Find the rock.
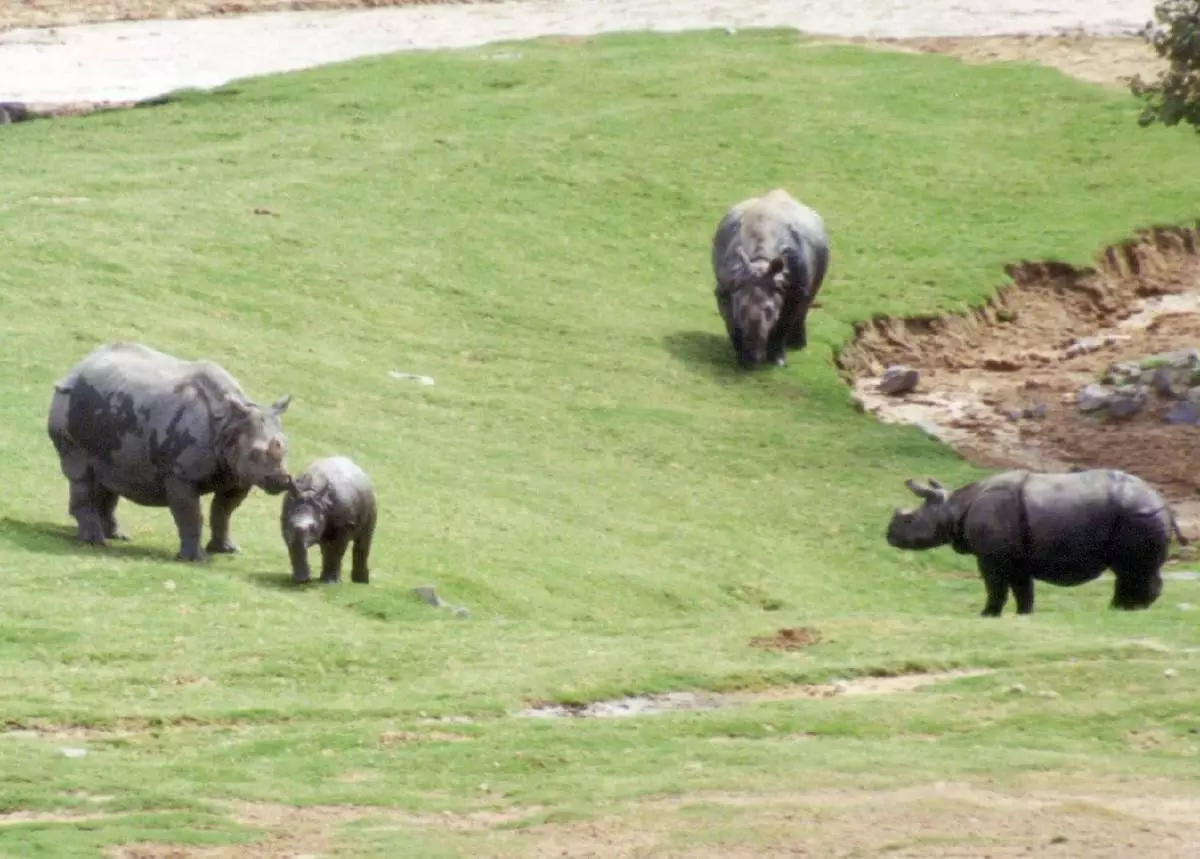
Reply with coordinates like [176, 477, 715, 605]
[1035, 689, 1061, 699]
[1003, 409, 1023, 422]
[59, 748, 87, 758]
[453, 606, 470, 619]
[1023, 404, 1048, 420]
[1007, 683, 1027, 694]
[389, 371, 435, 386]
[414, 586, 447, 608]
[878, 366, 919, 396]
[1076, 384, 1112, 412]
[1164, 401, 1200, 425]
[1103, 361, 1141, 386]
[982, 357, 1022, 372]
[1187, 386, 1200, 406]
[1107, 385, 1148, 419]
[1165, 668, 1178, 679]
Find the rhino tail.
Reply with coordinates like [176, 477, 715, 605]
[1170, 508, 1190, 547]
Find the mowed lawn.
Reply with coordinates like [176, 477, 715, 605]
[1, 29, 1199, 856]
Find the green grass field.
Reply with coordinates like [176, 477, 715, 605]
[2, 28, 1200, 857]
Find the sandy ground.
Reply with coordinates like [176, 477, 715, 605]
[0, 0, 1161, 105]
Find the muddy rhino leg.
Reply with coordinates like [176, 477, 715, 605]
[978, 557, 1011, 618]
[165, 477, 206, 562]
[68, 476, 108, 546]
[350, 518, 374, 585]
[784, 308, 809, 352]
[95, 485, 129, 541]
[319, 534, 350, 584]
[206, 486, 249, 554]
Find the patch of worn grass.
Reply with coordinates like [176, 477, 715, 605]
[1, 27, 1200, 857]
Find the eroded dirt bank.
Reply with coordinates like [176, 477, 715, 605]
[839, 225, 1200, 529]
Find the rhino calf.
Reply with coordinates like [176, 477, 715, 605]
[48, 342, 293, 562]
[711, 188, 830, 368]
[281, 456, 377, 585]
[886, 468, 1187, 617]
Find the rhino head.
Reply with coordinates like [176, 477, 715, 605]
[729, 249, 798, 367]
[224, 392, 293, 494]
[281, 481, 331, 549]
[886, 478, 954, 550]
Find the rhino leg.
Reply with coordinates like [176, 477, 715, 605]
[288, 542, 313, 584]
[784, 307, 809, 351]
[96, 486, 129, 541]
[1010, 572, 1035, 615]
[1110, 565, 1163, 610]
[68, 476, 109, 546]
[319, 534, 350, 584]
[206, 486, 249, 554]
[978, 557, 1011, 617]
[350, 516, 375, 585]
[165, 477, 206, 562]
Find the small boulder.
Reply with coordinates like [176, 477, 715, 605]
[1165, 400, 1200, 425]
[878, 366, 919, 396]
[1077, 384, 1112, 412]
[1107, 385, 1148, 419]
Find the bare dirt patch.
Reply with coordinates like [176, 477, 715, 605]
[514, 781, 1200, 858]
[517, 668, 992, 718]
[839, 224, 1200, 533]
[861, 32, 1164, 89]
[748, 626, 822, 652]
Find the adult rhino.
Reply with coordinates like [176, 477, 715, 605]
[885, 468, 1187, 617]
[47, 342, 294, 562]
[711, 188, 829, 368]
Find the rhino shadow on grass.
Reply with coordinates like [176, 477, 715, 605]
[0, 517, 175, 561]
[662, 330, 744, 378]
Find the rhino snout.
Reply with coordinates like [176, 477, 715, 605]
[258, 472, 294, 495]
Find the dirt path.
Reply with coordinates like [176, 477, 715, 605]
[0, 0, 1161, 105]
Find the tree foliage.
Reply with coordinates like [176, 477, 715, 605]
[1129, 0, 1200, 132]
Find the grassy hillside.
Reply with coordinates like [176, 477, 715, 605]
[1, 29, 1199, 856]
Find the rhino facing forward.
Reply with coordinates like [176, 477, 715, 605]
[886, 468, 1187, 617]
[47, 342, 294, 561]
[281, 455, 377, 585]
[711, 188, 829, 368]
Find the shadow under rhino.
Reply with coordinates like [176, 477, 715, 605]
[0, 517, 174, 561]
[661, 330, 745, 378]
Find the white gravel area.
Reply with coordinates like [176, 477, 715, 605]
[0, 0, 1158, 105]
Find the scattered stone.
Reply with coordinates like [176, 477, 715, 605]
[163, 580, 176, 591]
[1179, 603, 1195, 611]
[389, 371, 435, 386]
[1106, 385, 1148, 419]
[59, 748, 87, 758]
[1003, 409, 1022, 422]
[1035, 689, 1060, 699]
[1076, 384, 1112, 412]
[878, 366, 919, 396]
[982, 357, 1022, 372]
[1164, 401, 1200, 425]
[1065, 336, 1127, 359]
[414, 585, 469, 618]
[1165, 668, 1178, 679]
[1023, 403, 1048, 420]
[1007, 683, 1027, 694]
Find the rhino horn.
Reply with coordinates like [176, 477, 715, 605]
[266, 436, 285, 461]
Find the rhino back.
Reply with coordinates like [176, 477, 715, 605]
[52, 343, 247, 500]
[302, 456, 376, 528]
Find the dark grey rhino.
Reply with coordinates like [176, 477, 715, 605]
[47, 342, 293, 561]
[886, 468, 1188, 617]
[281, 456, 377, 585]
[711, 188, 830, 368]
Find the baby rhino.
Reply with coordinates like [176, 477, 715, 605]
[281, 456, 376, 585]
[886, 468, 1187, 617]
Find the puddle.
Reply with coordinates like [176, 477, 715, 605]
[517, 669, 993, 718]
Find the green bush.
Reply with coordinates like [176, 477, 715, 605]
[1130, 0, 1200, 132]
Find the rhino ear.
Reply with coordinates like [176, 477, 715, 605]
[905, 478, 941, 502]
[928, 478, 945, 491]
[224, 393, 252, 418]
[271, 394, 292, 416]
